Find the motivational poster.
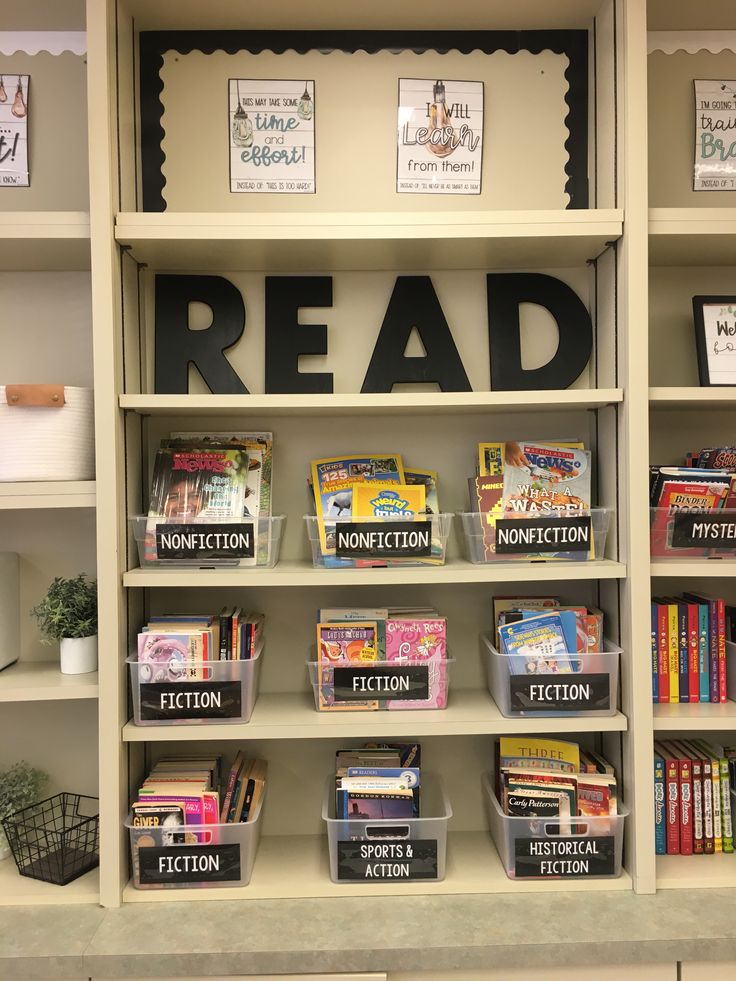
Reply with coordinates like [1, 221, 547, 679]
[0, 74, 29, 187]
[397, 78, 483, 194]
[229, 79, 315, 193]
[694, 80, 736, 191]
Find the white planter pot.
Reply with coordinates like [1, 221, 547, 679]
[60, 635, 98, 675]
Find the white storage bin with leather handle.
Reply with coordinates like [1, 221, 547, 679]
[0, 384, 95, 481]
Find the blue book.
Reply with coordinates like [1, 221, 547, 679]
[696, 601, 710, 703]
[499, 612, 573, 675]
[654, 753, 666, 855]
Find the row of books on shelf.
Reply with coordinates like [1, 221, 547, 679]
[650, 593, 733, 704]
[128, 594, 618, 724]
[126, 738, 625, 890]
[654, 740, 734, 856]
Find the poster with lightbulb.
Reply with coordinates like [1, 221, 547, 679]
[694, 80, 736, 191]
[0, 74, 29, 187]
[397, 78, 483, 195]
[228, 79, 315, 193]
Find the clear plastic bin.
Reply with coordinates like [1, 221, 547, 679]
[304, 513, 453, 568]
[127, 643, 264, 726]
[482, 773, 627, 881]
[322, 775, 451, 883]
[125, 792, 264, 890]
[130, 514, 285, 568]
[307, 656, 454, 711]
[481, 633, 620, 718]
[458, 508, 612, 563]
[650, 507, 736, 559]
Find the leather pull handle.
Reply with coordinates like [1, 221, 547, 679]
[5, 384, 66, 408]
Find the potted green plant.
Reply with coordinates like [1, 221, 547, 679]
[31, 574, 98, 675]
[0, 761, 47, 861]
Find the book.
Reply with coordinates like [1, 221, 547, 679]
[467, 475, 504, 560]
[498, 612, 574, 675]
[405, 467, 439, 514]
[310, 454, 405, 563]
[497, 736, 580, 775]
[654, 741, 680, 855]
[317, 621, 380, 711]
[654, 753, 666, 855]
[492, 596, 559, 648]
[385, 616, 447, 710]
[650, 479, 730, 558]
[351, 483, 426, 519]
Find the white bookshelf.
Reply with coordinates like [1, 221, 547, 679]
[0, 212, 91, 271]
[0, 662, 98, 702]
[0, 482, 96, 510]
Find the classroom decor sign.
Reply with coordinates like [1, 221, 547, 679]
[694, 80, 736, 191]
[0, 74, 29, 187]
[397, 78, 483, 195]
[229, 79, 315, 193]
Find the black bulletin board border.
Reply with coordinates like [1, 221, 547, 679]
[139, 29, 588, 213]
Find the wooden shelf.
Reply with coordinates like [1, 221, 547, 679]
[122, 689, 627, 742]
[122, 830, 632, 902]
[120, 390, 624, 417]
[651, 560, 736, 578]
[0, 662, 98, 702]
[114, 210, 623, 272]
[124, 558, 626, 588]
[653, 702, 736, 731]
[0, 212, 91, 271]
[650, 388, 736, 408]
[649, 208, 736, 266]
[0, 481, 96, 510]
[657, 853, 736, 890]
[0, 863, 98, 907]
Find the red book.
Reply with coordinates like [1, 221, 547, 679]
[655, 602, 670, 704]
[655, 741, 679, 854]
[675, 740, 703, 854]
[717, 597, 727, 703]
[651, 481, 729, 557]
[687, 603, 700, 703]
[684, 593, 721, 703]
[661, 740, 693, 856]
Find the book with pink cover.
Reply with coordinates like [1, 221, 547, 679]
[385, 617, 447, 710]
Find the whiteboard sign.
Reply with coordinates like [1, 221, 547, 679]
[0, 74, 29, 187]
[694, 79, 736, 191]
[693, 297, 736, 386]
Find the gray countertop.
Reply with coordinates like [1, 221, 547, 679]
[3, 890, 736, 979]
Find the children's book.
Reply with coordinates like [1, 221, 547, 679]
[310, 454, 404, 563]
[317, 622, 380, 711]
[385, 617, 447, 710]
[498, 612, 574, 674]
[405, 467, 439, 513]
[352, 483, 425, 519]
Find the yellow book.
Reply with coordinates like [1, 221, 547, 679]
[667, 603, 679, 704]
[498, 736, 580, 773]
[352, 483, 426, 519]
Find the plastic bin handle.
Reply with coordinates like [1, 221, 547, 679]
[365, 824, 410, 839]
[544, 821, 589, 836]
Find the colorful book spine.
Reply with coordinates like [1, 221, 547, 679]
[687, 602, 700, 703]
[677, 602, 689, 704]
[651, 603, 658, 704]
[654, 753, 666, 855]
[667, 603, 679, 704]
[655, 742, 679, 855]
[717, 597, 727, 703]
[656, 603, 669, 704]
[697, 602, 709, 704]
[720, 757, 734, 854]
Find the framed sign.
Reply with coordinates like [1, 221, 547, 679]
[693, 295, 736, 386]
[694, 80, 736, 192]
[0, 74, 29, 187]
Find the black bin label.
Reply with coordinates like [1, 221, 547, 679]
[155, 522, 255, 560]
[514, 836, 616, 878]
[336, 840, 438, 880]
[335, 521, 432, 559]
[332, 665, 429, 702]
[139, 681, 242, 721]
[494, 515, 592, 555]
[509, 673, 610, 712]
[671, 512, 736, 550]
[138, 844, 241, 884]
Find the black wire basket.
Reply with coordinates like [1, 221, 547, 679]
[2, 793, 99, 886]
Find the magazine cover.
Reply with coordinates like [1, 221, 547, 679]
[310, 454, 405, 563]
[352, 484, 426, 519]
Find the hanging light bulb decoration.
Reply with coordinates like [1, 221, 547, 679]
[0, 77, 6, 104]
[426, 80, 454, 158]
[231, 81, 253, 148]
[297, 83, 313, 121]
[11, 76, 26, 119]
